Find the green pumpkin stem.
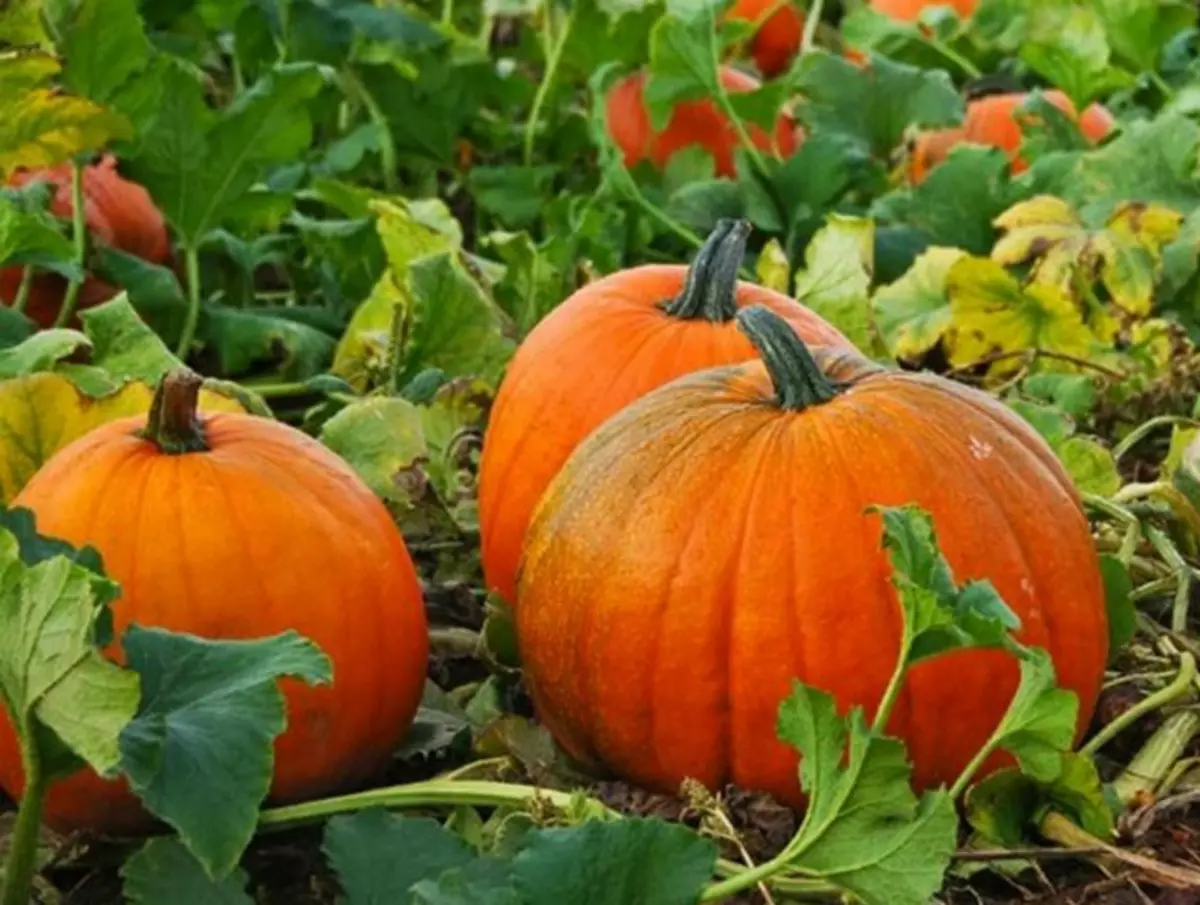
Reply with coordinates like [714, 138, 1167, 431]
[139, 368, 210, 454]
[736, 305, 840, 411]
[662, 218, 752, 322]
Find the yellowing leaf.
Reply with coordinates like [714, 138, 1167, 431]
[0, 87, 131, 177]
[945, 257, 1097, 375]
[1098, 202, 1185, 316]
[0, 373, 245, 503]
[332, 197, 461, 392]
[991, 196, 1091, 289]
[993, 196, 1080, 231]
[755, 238, 790, 293]
[873, 247, 965, 361]
[0, 0, 52, 48]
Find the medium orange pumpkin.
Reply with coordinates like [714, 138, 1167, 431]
[871, 0, 977, 21]
[478, 220, 854, 607]
[605, 67, 799, 178]
[0, 155, 170, 327]
[726, 0, 805, 78]
[0, 370, 429, 834]
[516, 305, 1108, 806]
[910, 90, 1115, 183]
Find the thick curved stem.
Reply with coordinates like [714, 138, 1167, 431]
[138, 369, 209, 454]
[735, 305, 840, 410]
[662, 219, 751, 322]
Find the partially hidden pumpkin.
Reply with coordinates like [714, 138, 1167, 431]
[909, 90, 1115, 183]
[605, 67, 799, 178]
[0, 370, 429, 834]
[516, 305, 1108, 807]
[0, 155, 171, 327]
[871, 0, 977, 21]
[726, 0, 804, 79]
[478, 220, 854, 607]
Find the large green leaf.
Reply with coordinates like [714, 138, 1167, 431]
[122, 840, 254, 905]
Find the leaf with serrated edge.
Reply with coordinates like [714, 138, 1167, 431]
[122, 839, 254, 905]
[873, 246, 964, 361]
[981, 648, 1078, 784]
[118, 627, 331, 879]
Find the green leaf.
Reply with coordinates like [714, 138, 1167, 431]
[128, 61, 325, 245]
[792, 215, 890, 362]
[1020, 373, 1095, 417]
[319, 397, 429, 507]
[0, 329, 90, 379]
[511, 819, 717, 905]
[872, 146, 1013, 255]
[1056, 435, 1121, 495]
[1098, 555, 1136, 660]
[484, 231, 569, 338]
[645, 2, 721, 132]
[469, 166, 560, 230]
[199, 307, 337, 381]
[122, 839, 254, 905]
[57, 0, 151, 105]
[400, 252, 516, 389]
[1018, 3, 1136, 109]
[876, 505, 1021, 663]
[412, 858, 521, 905]
[0, 196, 80, 280]
[77, 294, 183, 387]
[0, 506, 103, 573]
[794, 51, 963, 159]
[1096, 0, 1196, 72]
[0, 526, 138, 778]
[873, 246, 965, 362]
[775, 684, 958, 905]
[118, 626, 332, 879]
[323, 810, 475, 903]
[984, 648, 1078, 783]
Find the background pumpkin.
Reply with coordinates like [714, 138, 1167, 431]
[515, 305, 1108, 807]
[477, 220, 854, 607]
[871, 0, 977, 21]
[0, 370, 429, 834]
[0, 155, 171, 327]
[605, 67, 798, 177]
[909, 90, 1115, 182]
[726, 0, 804, 79]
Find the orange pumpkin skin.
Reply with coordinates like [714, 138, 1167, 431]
[0, 155, 170, 327]
[871, 0, 977, 21]
[910, 91, 1115, 183]
[726, 0, 805, 78]
[516, 308, 1108, 807]
[606, 67, 798, 178]
[477, 222, 854, 608]
[0, 373, 429, 835]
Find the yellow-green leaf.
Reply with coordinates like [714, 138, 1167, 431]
[756, 238, 790, 294]
[873, 247, 965, 361]
[0, 373, 245, 503]
[0, 87, 131, 177]
[945, 257, 1097, 374]
[1057, 436, 1121, 496]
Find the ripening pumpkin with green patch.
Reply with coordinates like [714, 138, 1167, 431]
[0, 370, 429, 835]
[477, 220, 854, 608]
[605, 67, 799, 178]
[515, 305, 1108, 807]
[909, 90, 1115, 183]
[726, 0, 804, 78]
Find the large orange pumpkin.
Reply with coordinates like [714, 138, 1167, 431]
[0, 370, 429, 834]
[516, 305, 1108, 806]
[871, 0, 977, 21]
[910, 90, 1115, 183]
[605, 67, 799, 178]
[0, 155, 170, 327]
[478, 220, 854, 607]
[726, 0, 805, 79]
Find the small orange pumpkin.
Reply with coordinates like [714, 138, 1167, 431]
[0, 370, 429, 834]
[605, 67, 799, 178]
[726, 0, 805, 79]
[516, 305, 1108, 806]
[478, 220, 854, 607]
[0, 155, 171, 327]
[910, 90, 1115, 183]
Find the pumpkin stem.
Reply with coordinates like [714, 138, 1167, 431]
[662, 218, 751, 322]
[138, 368, 210, 454]
[735, 305, 840, 411]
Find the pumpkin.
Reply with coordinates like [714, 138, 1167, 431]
[871, 0, 977, 21]
[910, 90, 1115, 183]
[726, 0, 804, 78]
[478, 220, 853, 607]
[0, 370, 429, 834]
[0, 155, 170, 327]
[605, 67, 799, 178]
[515, 305, 1108, 806]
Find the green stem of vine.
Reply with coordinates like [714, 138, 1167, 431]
[800, 0, 824, 55]
[0, 728, 47, 905]
[11, 266, 33, 314]
[1111, 710, 1200, 807]
[709, 24, 770, 174]
[53, 160, 86, 329]
[340, 69, 397, 192]
[1113, 415, 1198, 461]
[1080, 652, 1196, 757]
[523, 3, 576, 166]
[175, 245, 202, 359]
[871, 625, 912, 735]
